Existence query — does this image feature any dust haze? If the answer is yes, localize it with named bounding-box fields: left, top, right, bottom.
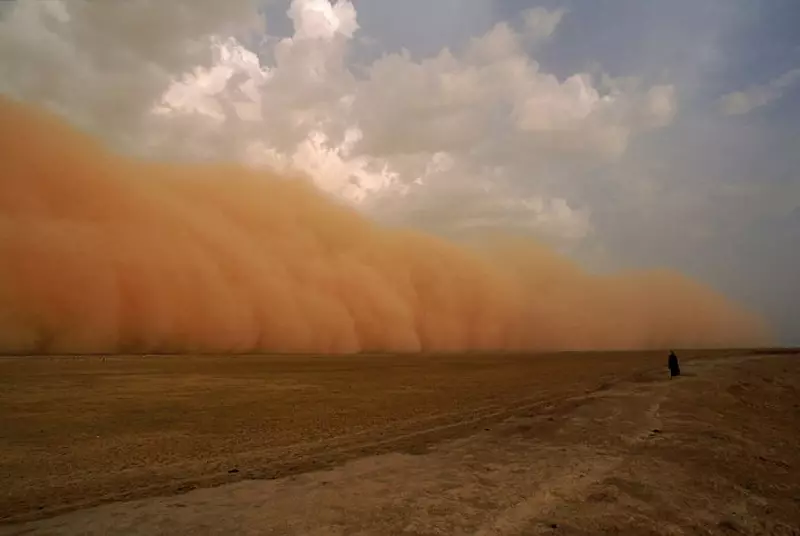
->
left=0, top=96, right=769, bottom=354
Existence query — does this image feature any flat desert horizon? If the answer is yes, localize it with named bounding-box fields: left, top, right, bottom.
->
left=0, top=348, right=798, bottom=535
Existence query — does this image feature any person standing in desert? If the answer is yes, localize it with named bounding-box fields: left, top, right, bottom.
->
left=668, top=351, right=681, bottom=379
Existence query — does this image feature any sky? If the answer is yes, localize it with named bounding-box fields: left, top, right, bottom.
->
left=0, top=0, right=798, bottom=344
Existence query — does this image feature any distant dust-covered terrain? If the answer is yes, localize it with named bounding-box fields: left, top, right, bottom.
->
left=0, top=349, right=798, bottom=535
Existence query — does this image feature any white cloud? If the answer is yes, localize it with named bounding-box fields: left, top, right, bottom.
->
left=364, top=168, right=593, bottom=243
left=0, top=0, right=677, bottom=243
left=0, top=0, right=264, bottom=148
left=288, top=0, right=358, bottom=40
left=718, top=67, right=800, bottom=116
left=352, top=22, right=675, bottom=164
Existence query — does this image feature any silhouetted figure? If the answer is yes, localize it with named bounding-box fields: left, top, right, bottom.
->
left=668, top=351, right=681, bottom=379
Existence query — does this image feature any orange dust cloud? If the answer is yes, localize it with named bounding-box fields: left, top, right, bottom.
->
left=0, top=96, right=770, bottom=354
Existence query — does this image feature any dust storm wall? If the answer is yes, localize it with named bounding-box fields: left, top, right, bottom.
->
left=0, top=96, right=770, bottom=354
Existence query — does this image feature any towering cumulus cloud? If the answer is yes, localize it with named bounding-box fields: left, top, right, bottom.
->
left=0, top=96, right=768, bottom=354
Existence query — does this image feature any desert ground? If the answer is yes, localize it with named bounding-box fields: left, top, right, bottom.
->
left=0, top=349, right=798, bottom=535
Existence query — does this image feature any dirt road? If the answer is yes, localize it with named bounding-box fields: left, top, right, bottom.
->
left=1, top=350, right=798, bottom=534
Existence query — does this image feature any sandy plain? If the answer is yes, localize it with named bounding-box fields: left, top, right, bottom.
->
left=0, top=349, right=798, bottom=534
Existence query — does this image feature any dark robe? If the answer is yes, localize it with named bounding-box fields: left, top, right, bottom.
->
left=668, top=352, right=681, bottom=378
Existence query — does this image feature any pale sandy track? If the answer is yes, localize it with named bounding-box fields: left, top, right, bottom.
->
left=1, top=350, right=798, bottom=534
